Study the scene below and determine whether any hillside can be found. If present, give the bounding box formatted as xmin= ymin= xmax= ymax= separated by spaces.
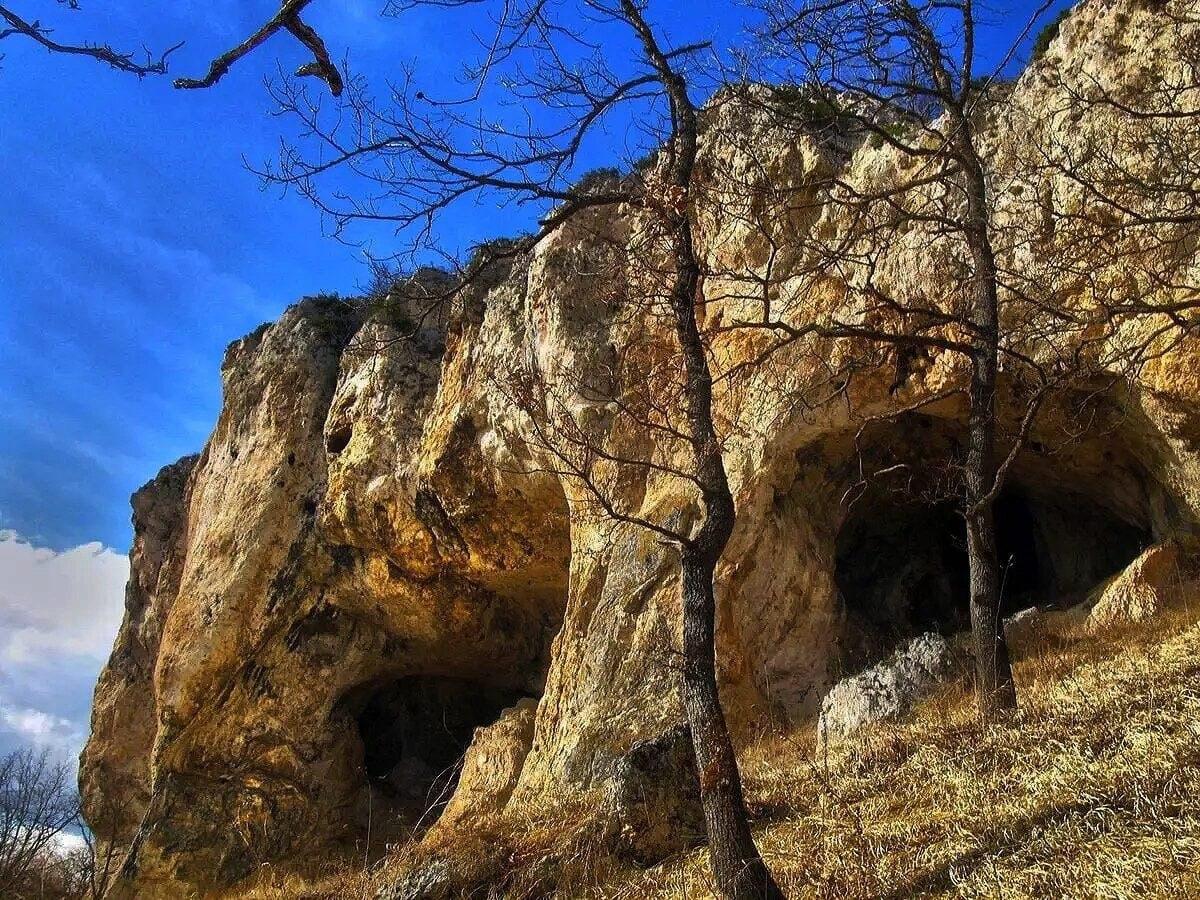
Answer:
xmin=270 ymin=596 xmax=1200 ymax=898
xmin=612 ymin=604 xmax=1200 ymax=899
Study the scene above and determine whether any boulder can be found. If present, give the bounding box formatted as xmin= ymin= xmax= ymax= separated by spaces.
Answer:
xmin=435 ymin=698 xmax=537 ymax=830
xmin=602 ymin=725 xmax=705 ymax=865
xmin=817 ymin=633 xmax=957 ymax=749
xmin=1004 ymin=606 xmax=1047 ymax=645
xmin=1087 ymin=543 xmax=1181 ymax=632
xmin=377 ymin=855 xmax=500 ymax=900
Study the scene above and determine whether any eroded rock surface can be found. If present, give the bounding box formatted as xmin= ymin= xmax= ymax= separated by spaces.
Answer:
xmin=81 ymin=454 xmax=197 ymax=841
xmin=1088 ymin=542 xmax=1183 ymax=631
xmin=437 ymin=697 xmax=537 ymax=830
xmin=81 ymin=1 xmax=1200 ymax=894
xmin=817 ymin=633 xmax=958 ymax=749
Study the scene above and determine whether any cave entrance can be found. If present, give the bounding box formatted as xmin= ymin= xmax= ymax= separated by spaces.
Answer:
xmin=834 ymin=482 xmax=1151 ymax=671
xmin=995 ymin=490 xmax=1042 ymax=602
xmin=340 ymin=675 xmax=531 ymax=831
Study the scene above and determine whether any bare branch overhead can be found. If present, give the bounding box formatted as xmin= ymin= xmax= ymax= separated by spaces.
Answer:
xmin=0 ymin=3 xmax=181 ymax=75
xmin=174 ymin=0 xmax=343 ymax=96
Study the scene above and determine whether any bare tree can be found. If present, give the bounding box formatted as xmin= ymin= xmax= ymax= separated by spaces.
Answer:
xmin=745 ymin=0 xmax=1076 ymax=718
xmin=68 ymin=792 xmax=127 ymax=899
xmin=0 ymin=748 xmax=80 ymax=897
xmin=256 ymin=0 xmax=782 ymax=894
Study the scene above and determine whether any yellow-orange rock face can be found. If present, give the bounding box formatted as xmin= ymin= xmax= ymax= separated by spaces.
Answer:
xmin=81 ymin=1 xmax=1200 ymax=894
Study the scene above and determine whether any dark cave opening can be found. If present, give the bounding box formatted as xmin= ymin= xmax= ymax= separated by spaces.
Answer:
xmin=995 ymin=489 xmax=1043 ymax=602
xmin=834 ymin=482 xmax=1152 ymax=671
xmin=339 ymin=675 xmax=532 ymax=827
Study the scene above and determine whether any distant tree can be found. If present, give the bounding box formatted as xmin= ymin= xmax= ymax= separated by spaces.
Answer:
xmin=66 ymin=788 xmax=129 ymax=899
xmin=0 ymin=748 xmax=80 ymax=897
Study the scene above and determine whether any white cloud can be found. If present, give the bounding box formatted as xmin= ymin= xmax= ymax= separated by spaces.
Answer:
xmin=50 ymin=830 xmax=87 ymax=856
xmin=0 ymin=532 xmax=128 ymax=763
xmin=0 ymin=703 xmax=78 ymax=750
xmin=0 ymin=531 xmax=128 ymax=665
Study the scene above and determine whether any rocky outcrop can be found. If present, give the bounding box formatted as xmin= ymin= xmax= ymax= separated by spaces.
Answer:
xmin=436 ymin=698 xmax=537 ymax=830
xmin=817 ymin=633 xmax=958 ymax=749
xmin=83 ymin=298 xmax=573 ymax=896
xmin=81 ymin=454 xmax=197 ymax=840
xmin=1087 ymin=542 xmax=1183 ymax=631
xmin=379 ymin=857 xmax=483 ymax=900
xmin=81 ymin=1 xmax=1200 ymax=894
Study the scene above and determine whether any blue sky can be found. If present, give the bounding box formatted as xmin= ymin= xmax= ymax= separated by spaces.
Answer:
xmin=1 ymin=3 xmax=390 ymax=553
xmin=0 ymin=0 xmax=1071 ymax=763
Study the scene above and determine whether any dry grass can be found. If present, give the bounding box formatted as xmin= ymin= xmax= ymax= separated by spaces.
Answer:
xmin=258 ymin=599 xmax=1200 ymax=899
xmin=232 ymin=796 xmax=625 ymax=899
xmin=597 ymin=602 xmax=1200 ymax=899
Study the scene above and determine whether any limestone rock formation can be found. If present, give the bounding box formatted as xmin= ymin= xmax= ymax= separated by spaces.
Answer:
xmin=80 ymin=1 xmax=1200 ymax=894
xmin=436 ymin=697 xmax=537 ymax=831
xmin=1087 ymin=542 xmax=1183 ymax=631
xmin=816 ymin=633 xmax=958 ymax=749
xmin=378 ymin=856 xmax=487 ymax=900
xmin=81 ymin=454 xmax=197 ymax=840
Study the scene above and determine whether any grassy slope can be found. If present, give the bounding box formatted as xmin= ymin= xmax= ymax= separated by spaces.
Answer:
xmin=602 ymin=603 xmax=1200 ymax=899
xmin=252 ymin=600 xmax=1200 ymax=899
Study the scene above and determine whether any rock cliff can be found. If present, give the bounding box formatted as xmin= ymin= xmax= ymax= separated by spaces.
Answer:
xmin=81 ymin=0 xmax=1200 ymax=894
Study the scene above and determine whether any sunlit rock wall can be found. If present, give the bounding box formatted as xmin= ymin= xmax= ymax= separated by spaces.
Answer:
xmin=81 ymin=1 xmax=1200 ymax=893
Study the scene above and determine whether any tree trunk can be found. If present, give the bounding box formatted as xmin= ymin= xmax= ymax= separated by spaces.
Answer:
xmin=963 ymin=417 xmax=1017 ymax=718
xmin=668 ymin=226 xmax=782 ymax=899
xmin=615 ymin=2 xmax=782 ymax=890
xmin=960 ymin=141 xmax=1018 ymax=720
xmin=667 ymin=213 xmax=781 ymax=900
xmin=680 ymin=555 xmax=784 ymax=900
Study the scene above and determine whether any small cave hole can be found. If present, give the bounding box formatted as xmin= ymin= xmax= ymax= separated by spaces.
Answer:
xmin=995 ymin=489 xmax=1044 ymax=606
xmin=326 ymin=425 xmax=353 ymax=455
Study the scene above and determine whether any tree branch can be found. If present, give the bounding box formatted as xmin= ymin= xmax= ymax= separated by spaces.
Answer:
xmin=0 ymin=4 xmax=180 ymax=75
xmin=174 ymin=0 xmax=342 ymax=95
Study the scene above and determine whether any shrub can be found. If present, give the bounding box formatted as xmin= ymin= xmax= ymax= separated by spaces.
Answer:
xmin=570 ymin=166 xmax=623 ymax=195
xmin=1030 ymin=6 xmax=1073 ymax=63
xmin=629 ymin=147 xmax=661 ymax=175
xmin=466 ymin=235 xmax=527 ymax=273
xmin=769 ymin=83 xmax=845 ymax=132
xmin=360 ymin=263 xmax=454 ymax=332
